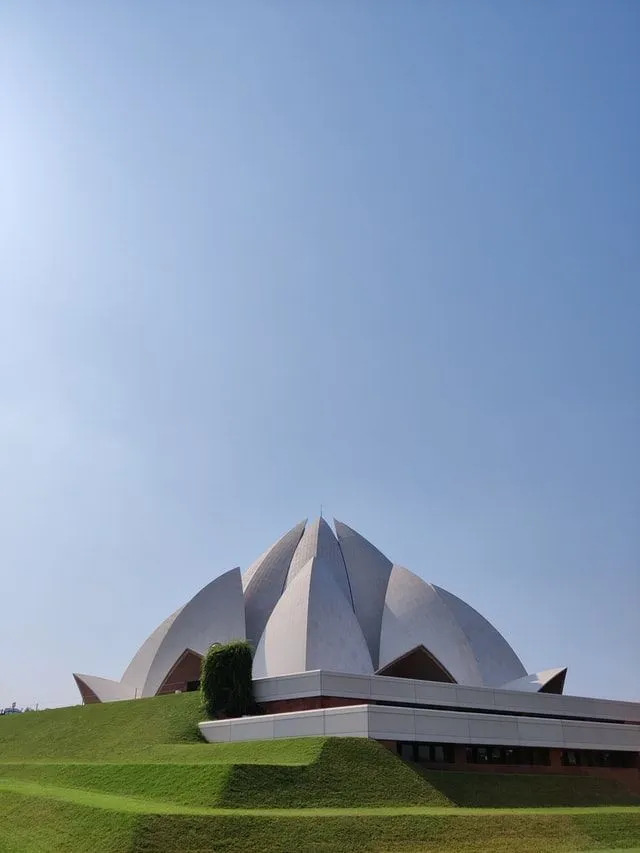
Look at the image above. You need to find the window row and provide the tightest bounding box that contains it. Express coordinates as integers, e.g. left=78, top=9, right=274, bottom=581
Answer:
left=397, top=742, right=455, bottom=763
left=396, top=742, right=637, bottom=769
left=561, top=750, right=636, bottom=768
left=396, top=742, right=553, bottom=766
left=466, top=746, right=551, bottom=766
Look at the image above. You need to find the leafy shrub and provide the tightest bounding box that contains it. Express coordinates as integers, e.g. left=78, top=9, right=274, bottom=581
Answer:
left=201, top=640, right=254, bottom=719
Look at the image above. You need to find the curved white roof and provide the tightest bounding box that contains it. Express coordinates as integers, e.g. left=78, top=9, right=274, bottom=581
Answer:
left=334, top=519, right=392, bottom=669
left=253, top=556, right=373, bottom=679
left=501, top=667, right=567, bottom=693
left=140, top=567, right=245, bottom=697
left=120, top=607, right=183, bottom=690
left=73, top=673, right=136, bottom=703
left=285, top=518, right=353, bottom=606
left=379, top=565, right=484, bottom=685
left=432, top=585, right=526, bottom=687
left=74, top=515, right=556, bottom=703
left=242, top=520, right=306, bottom=646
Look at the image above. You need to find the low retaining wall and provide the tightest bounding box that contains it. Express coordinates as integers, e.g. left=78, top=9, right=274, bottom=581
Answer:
left=199, top=703, right=640, bottom=752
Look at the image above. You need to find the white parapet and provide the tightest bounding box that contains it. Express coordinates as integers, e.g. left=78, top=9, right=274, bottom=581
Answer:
left=252, top=670, right=640, bottom=725
left=199, top=703, right=640, bottom=752
left=199, top=706, right=370, bottom=743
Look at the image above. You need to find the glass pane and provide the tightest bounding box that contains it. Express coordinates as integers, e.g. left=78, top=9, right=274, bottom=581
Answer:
left=417, top=745, right=431, bottom=762
left=400, top=743, right=414, bottom=761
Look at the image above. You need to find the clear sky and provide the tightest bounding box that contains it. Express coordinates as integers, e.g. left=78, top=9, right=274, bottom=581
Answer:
left=1, top=2, right=638, bottom=709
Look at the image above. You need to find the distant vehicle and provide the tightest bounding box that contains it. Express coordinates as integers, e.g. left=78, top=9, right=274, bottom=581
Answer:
left=0, top=702, right=23, bottom=715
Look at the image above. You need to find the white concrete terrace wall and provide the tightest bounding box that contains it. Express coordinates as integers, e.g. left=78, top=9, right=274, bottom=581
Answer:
left=252, top=670, right=640, bottom=725
left=366, top=705, right=640, bottom=751
left=200, top=706, right=369, bottom=743
left=199, top=704, right=640, bottom=752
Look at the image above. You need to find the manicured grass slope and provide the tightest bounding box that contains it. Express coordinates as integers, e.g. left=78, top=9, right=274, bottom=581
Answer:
left=0, top=790, right=137, bottom=853
left=0, top=692, right=203, bottom=760
left=1, top=789, right=639, bottom=853
left=130, top=811, right=640, bottom=853
left=0, top=739, right=447, bottom=809
left=419, top=766, right=639, bottom=809
left=1, top=693, right=638, bottom=851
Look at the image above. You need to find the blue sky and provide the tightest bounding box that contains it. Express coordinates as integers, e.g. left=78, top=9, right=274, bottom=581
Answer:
left=1, top=1, right=638, bottom=708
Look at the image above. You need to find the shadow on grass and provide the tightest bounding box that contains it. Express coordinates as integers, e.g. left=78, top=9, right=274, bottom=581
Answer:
left=407, top=764, right=640, bottom=808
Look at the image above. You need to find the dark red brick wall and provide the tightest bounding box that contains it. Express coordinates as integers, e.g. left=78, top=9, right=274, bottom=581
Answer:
left=76, top=681, right=101, bottom=704
left=260, top=696, right=365, bottom=714
left=156, top=651, right=202, bottom=695
left=389, top=743, right=640, bottom=794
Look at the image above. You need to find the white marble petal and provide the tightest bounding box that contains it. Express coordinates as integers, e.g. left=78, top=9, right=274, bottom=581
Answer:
left=120, top=607, right=183, bottom=691
left=141, top=567, right=246, bottom=697
left=243, top=520, right=306, bottom=646
left=73, top=673, right=137, bottom=703
left=433, top=585, right=527, bottom=687
left=501, top=667, right=567, bottom=693
left=285, top=518, right=352, bottom=607
left=74, top=515, right=537, bottom=703
left=379, top=565, right=484, bottom=685
left=253, top=556, right=373, bottom=679
left=334, top=519, right=392, bottom=669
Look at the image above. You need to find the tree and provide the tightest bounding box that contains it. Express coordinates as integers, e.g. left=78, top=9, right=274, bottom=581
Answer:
left=200, top=640, right=254, bottom=719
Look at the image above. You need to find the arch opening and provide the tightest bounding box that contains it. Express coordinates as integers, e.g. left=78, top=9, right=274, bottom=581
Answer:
left=73, top=675, right=101, bottom=705
left=376, top=645, right=456, bottom=683
left=156, top=649, right=203, bottom=695
left=539, top=668, right=567, bottom=695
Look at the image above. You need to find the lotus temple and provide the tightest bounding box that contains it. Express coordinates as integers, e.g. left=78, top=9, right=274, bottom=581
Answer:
left=74, top=517, right=640, bottom=783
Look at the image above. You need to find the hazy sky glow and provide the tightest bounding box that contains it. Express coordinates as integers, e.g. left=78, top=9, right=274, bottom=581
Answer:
left=1, top=1, right=638, bottom=708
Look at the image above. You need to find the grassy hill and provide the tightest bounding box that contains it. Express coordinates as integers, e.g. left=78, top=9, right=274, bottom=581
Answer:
left=1, top=693, right=638, bottom=852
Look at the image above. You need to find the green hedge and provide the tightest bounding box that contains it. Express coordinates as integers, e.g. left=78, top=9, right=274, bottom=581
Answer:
left=200, top=641, right=254, bottom=720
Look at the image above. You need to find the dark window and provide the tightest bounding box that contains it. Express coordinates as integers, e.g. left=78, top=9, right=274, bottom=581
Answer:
left=186, top=680, right=200, bottom=692
left=399, top=743, right=415, bottom=761
left=504, top=748, right=517, bottom=765
left=466, top=745, right=549, bottom=766
left=417, top=744, right=432, bottom=761
left=561, top=749, right=636, bottom=768
left=519, top=748, right=533, bottom=765
left=532, top=748, right=551, bottom=766
left=398, top=742, right=454, bottom=763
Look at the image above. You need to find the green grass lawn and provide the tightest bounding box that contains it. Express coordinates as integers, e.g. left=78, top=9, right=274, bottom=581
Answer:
left=0, top=692, right=204, bottom=760
left=1, top=692, right=638, bottom=851
left=1, top=783, right=638, bottom=853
